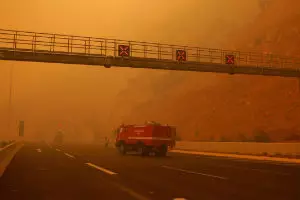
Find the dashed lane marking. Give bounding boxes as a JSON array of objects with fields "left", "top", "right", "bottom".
[
  {"left": 85, "top": 162, "right": 117, "bottom": 175},
  {"left": 162, "top": 165, "right": 228, "bottom": 180},
  {"left": 36, "top": 149, "right": 42, "bottom": 153},
  {"left": 173, "top": 198, "right": 187, "bottom": 200},
  {"left": 64, "top": 153, "right": 75, "bottom": 159},
  {"left": 56, "top": 149, "right": 61, "bottom": 152}
]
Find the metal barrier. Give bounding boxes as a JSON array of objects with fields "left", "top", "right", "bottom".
[
  {"left": 0, "top": 29, "right": 300, "bottom": 69},
  {"left": 175, "top": 141, "right": 300, "bottom": 158},
  {"left": 0, "top": 141, "right": 16, "bottom": 152}
]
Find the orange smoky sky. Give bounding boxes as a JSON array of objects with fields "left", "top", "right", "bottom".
[{"left": 0, "top": 0, "right": 262, "bottom": 142}]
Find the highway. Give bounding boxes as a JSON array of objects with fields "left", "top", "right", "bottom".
[{"left": 0, "top": 143, "right": 299, "bottom": 200}]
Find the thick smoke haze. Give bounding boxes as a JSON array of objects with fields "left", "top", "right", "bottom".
[
  {"left": 113, "top": 0, "right": 300, "bottom": 142},
  {"left": 2, "top": 0, "right": 293, "bottom": 142}
]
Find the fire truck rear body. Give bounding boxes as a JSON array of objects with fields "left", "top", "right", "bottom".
[{"left": 115, "top": 123, "right": 176, "bottom": 156}]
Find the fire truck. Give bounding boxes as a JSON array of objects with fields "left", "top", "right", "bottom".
[{"left": 115, "top": 121, "right": 176, "bottom": 156}]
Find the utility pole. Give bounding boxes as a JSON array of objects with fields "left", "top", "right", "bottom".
[{"left": 8, "top": 65, "right": 14, "bottom": 135}]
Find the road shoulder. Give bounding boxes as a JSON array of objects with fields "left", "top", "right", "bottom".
[{"left": 171, "top": 149, "right": 300, "bottom": 164}]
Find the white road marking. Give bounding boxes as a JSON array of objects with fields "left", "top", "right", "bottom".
[
  {"left": 162, "top": 165, "right": 228, "bottom": 180},
  {"left": 194, "top": 156, "right": 291, "bottom": 175},
  {"left": 112, "top": 182, "right": 150, "bottom": 200},
  {"left": 64, "top": 153, "right": 75, "bottom": 159},
  {"left": 56, "top": 149, "right": 61, "bottom": 152},
  {"left": 85, "top": 162, "right": 117, "bottom": 175},
  {"left": 36, "top": 149, "right": 42, "bottom": 153},
  {"left": 173, "top": 198, "right": 187, "bottom": 200},
  {"left": 273, "top": 162, "right": 300, "bottom": 167},
  {"left": 217, "top": 163, "right": 290, "bottom": 176}
]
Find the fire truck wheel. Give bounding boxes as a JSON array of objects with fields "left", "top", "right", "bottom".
[
  {"left": 142, "top": 148, "right": 150, "bottom": 156},
  {"left": 156, "top": 145, "right": 167, "bottom": 157},
  {"left": 137, "top": 143, "right": 148, "bottom": 156},
  {"left": 119, "top": 143, "right": 127, "bottom": 155}
]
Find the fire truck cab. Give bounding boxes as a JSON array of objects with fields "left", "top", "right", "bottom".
[{"left": 115, "top": 122, "right": 176, "bottom": 156}]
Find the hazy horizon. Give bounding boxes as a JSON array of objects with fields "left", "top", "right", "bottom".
[{"left": 2, "top": 0, "right": 299, "bottom": 143}]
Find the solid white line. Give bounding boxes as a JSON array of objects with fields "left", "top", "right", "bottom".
[
  {"left": 162, "top": 165, "right": 228, "bottom": 180},
  {"left": 216, "top": 163, "right": 290, "bottom": 176},
  {"left": 56, "top": 149, "right": 61, "bottom": 152},
  {"left": 36, "top": 149, "right": 42, "bottom": 153},
  {"left": 173, "top": 198, "right": 187, "bottom": 200},
  {"left": 85, "top": 162, "right": 117, "bottom": 175},
  {"left": 111, "top": 182, "right": 150, "bottom": 200},
  {"left": 64, "top": 153, "right": 75, "bottom": 159},
  {"left": 194, "top": 156, "right": 291, "bottom": 176}
]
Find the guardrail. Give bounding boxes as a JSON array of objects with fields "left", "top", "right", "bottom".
[
  {"left": 0, "top": 29, "right": 300, "bottom": 70},
  {"left": 0, "top": 140, "right": 15, "bottom": 150},
  {"left": 0, "top": 140, "right": 17, "bottom": 161},
  {"left": 0, "top": 140, "right": 21, "bottom": 177},
  {"left": 175, "top": 141, "right": 300, "bottom": 158}
]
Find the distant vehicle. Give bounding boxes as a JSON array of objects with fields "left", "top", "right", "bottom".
[{"left": 115, "top": 122, "right": 176, "bottom": 156}]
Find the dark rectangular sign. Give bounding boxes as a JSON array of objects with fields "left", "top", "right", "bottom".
[
  {"left": 225, "top": 55, "right": 235, "bottom": 64},
  {"left": 176, "top": 50, "right": 187, "bottom": 61},
  {"left": 118, "top": 45, "right": 130, "bottom": 57}
]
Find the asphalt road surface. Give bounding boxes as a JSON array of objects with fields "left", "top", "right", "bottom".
[{"left": 0, "top": 142, "right": 299, "bottom": 200}]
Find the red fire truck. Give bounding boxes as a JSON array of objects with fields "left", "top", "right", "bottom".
[{"left": 115, "top": 122, "right": 176, "bottom": 156}]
